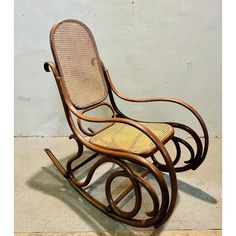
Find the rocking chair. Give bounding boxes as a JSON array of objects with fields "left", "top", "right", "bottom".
[{"left": 44, "top": 19, "right": 209, "bottom": 228}]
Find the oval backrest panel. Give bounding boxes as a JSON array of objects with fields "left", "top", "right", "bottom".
[{"left": 50, "top": 19, "right": 108, "bottom": 109}]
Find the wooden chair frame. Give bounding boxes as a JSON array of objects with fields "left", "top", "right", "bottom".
[{"left": 44, "top": 19, "right": 209, "bottom": 228}]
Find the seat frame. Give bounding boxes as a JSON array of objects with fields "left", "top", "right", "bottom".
[{"left": 44, "top": 19, "right": 209, "bottom": 229}]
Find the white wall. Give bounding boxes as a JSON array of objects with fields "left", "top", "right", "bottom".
[{"left": 15, "top": 0, "right": 221, "bottom": 137}]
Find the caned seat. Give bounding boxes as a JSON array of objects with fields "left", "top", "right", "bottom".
[{"left": 90, "top": 122, "right": 174, "bottom": 155}]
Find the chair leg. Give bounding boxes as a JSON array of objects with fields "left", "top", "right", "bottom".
[
  {"left": 44, "top": 136, "right": 178, "bottom": 228},
  {"left": 151, "top": 122, "right": 206, "bottom": 172}
]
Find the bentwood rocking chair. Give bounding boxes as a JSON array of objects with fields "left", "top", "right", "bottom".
[{"left": 44, "top": 19, "right": 209, "bottom": 228}]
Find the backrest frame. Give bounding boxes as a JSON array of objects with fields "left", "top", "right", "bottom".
[
  {"left": 47, "top": 19, "right": 126, "bottom": 136},
  {"left": 50, "top": 19, "right": 108, "bottom": 110}
]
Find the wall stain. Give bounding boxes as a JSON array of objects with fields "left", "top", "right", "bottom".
[
  {"left": 131, "top": 1, "right": 135, "bottom": 16},
  {"left": 18, "top": 96, "right": 31, "bottom": 102},
  {"left": 186, "top": 61, "right": 192, "bottom": 72}
]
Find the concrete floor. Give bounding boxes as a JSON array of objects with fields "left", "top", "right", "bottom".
[
  {"left": 15, "top": 230, "right": 222, "bottom": 236},
  {"left": 14, "top": 137, "right": 221, "bottom": 234}
]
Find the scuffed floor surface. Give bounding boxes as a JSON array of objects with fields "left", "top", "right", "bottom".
[
  {"left": 15, "top": 230, "right": 222, "bottom": 236},
  {"left": 14, "top": 137, "right": 221, "bottom": 234}
]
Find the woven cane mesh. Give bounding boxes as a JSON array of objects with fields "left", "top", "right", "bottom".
[
  {"left": 51, "top": 20, "right": 107, "bottom": 108},
  {"left": 90, "top": 122, "right": 174, "bottom": 154}
]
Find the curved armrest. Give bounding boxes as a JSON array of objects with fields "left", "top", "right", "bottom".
[
  {"left": 106, "top": 67, "right": 207, "bottom": 132},
  {"left": 104, "top": 67, "right": 208, "bottom": 168}
]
